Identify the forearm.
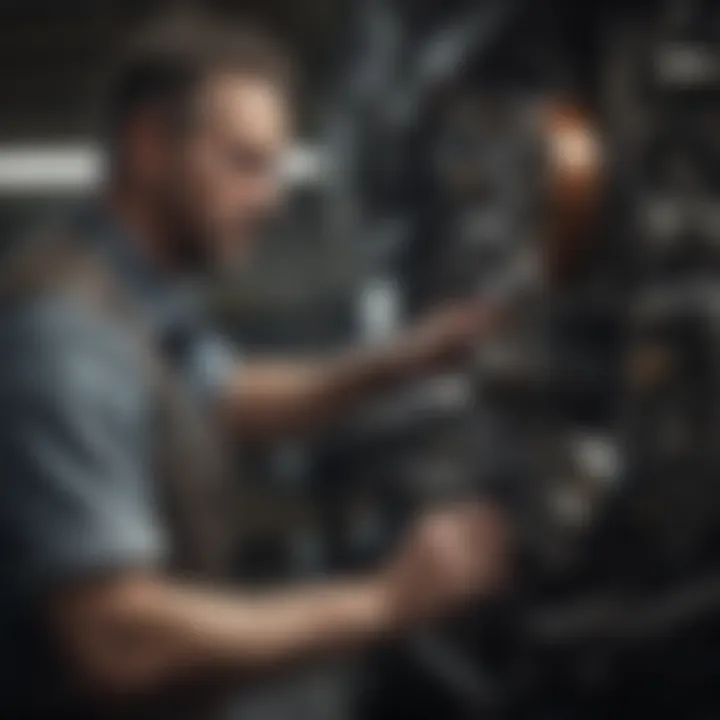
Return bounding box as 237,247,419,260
142,576,392,674
223,345,411,440
220,298,494,441
55,573,394,697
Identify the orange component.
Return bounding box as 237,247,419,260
543,101,604,285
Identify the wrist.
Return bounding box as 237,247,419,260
334,343,411,394
370,340,419,384
355,573,399,637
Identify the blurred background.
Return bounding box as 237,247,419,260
5,0,720,717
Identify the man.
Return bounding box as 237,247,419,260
0,17,510,717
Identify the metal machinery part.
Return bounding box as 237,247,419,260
313,1,720,718
509,1,720,714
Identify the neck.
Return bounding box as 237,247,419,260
105,179,176,273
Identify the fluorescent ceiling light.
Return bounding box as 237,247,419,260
0,142,324,195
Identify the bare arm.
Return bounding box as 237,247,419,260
219,349,407,441
219,300,495,440
53,572,391,697
51,504,509,699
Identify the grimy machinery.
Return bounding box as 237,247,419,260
304,1,720,717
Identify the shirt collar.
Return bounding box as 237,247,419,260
74,201,203,334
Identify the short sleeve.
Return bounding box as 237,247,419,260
0,296,167,603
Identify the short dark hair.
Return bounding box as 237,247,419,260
106,14,293,149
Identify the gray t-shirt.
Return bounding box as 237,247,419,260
0,212,239,704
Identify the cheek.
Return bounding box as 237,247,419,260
202,158,250,222
182,157,229,227
240,175,282,216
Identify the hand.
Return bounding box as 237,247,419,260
392,300,496,375
379,502,512,629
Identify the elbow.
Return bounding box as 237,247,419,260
71,644,167,699
50,574,176,698
70,633,171,699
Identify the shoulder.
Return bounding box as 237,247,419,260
0,293,151,415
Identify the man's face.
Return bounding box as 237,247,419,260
163,73,291,270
